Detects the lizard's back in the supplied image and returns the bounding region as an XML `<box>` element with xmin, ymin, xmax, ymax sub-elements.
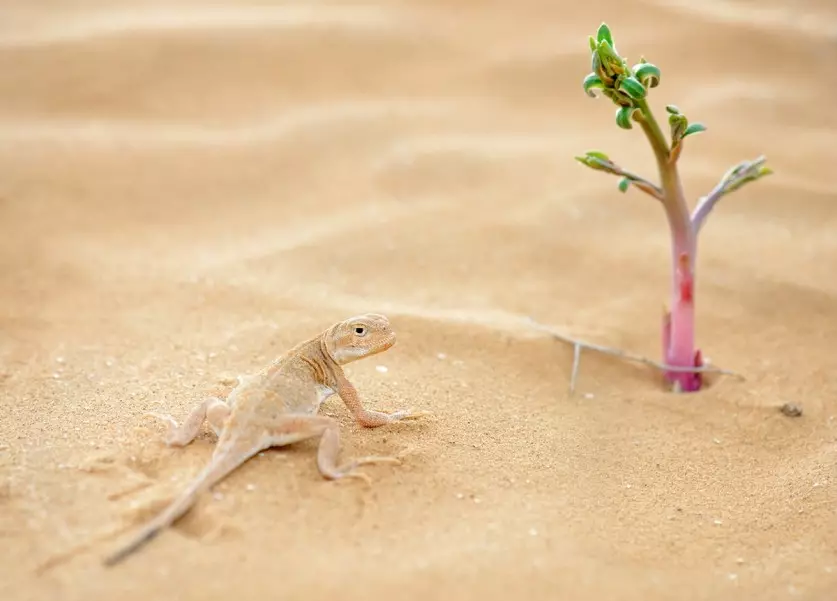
<box><xmin>230</xmin><ymin>340</ymin><xmax>335</xmax><ymax>421</ymax></box>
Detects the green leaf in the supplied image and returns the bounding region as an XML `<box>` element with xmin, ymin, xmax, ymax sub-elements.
<box><xmin>665</xmin><ymin>104</ymin><xmax>681</xmax><ymax>115</ymax></box>
<box><xmin>615</xmin><ymin>106</ymin><xmax>634</xmax><ymax>130</ymax></box>
<box><xmin>619</xmin><ymin>76</ymin><xmax>646</xmax><ymax>100</ymax></box>
<box><xmin>631</xmin><ymin>63</ymin><xmax>661</xmax><ymax>88</ymax></box>
<box><xmin>618</xmin><ymin>177</ymin><xmax>630</xmax><ymax>192</ymax></box>
<box><xmin>574</xmin><ymin>155</ymin><xmax>609</xmax><ymax>171</ymax></box>
<box><xmin>585</xmin><ymin>150</ymin><xmax>610</xmax><ymax>161</ymax></box>
<box><xmin>583</xmin><ymin>73</ymin><xmax>604</xmax><ymax>98</ymax></box>
<box><xmin>588</xmin><ymin>35</ymin><xmax>597</xmax><ymax>53</ymax></box>
<box><xmin>683</xmin><ymin>122</ymin><xmax>707</xmax><ymax>138</ymax></box>
<box><xmin>596</xmin><ymin>23</ymin><xmax>614</xmax><ymax>47</ymax></box>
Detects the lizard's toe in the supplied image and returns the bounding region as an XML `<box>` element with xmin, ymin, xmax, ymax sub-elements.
<box><xmin>389</xmin><ymin>409</ymin><xmax>434</xmax><ymax>421</ymax></box>
<box><xmin>335</xmin><ymin>471</ymin><xmax>373</xmax><ymax>486</ymax></box>
<box><xmin>353</xmin><ymin>455</ymin><xmax>402</xmax><ymax>467</ymax></box>
<box><xmin>144</xmin><ymin>411</ymin><xmax>178</xmax><ymax>428</ymax></box>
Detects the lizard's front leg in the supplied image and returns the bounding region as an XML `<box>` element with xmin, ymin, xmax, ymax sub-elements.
<box><xmin>335</xmin><ymin>377</ymin><xmax>431</xmax><ymax>428</ymax></box>
<box><xmin>146</xmin><ymin>396</ymin><xmax>231</xmax><ymax>447</ymax></box>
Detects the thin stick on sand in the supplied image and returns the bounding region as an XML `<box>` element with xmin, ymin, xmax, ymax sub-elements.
<box><xmin>526</xmin><ymin>318</ymin><xmax>743</xmax><ymax>394</ymax></box>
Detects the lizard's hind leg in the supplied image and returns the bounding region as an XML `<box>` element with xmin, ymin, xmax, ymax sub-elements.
<box><xmin>146</xmin><ymin>397</ymin><xmax>231</xmax><ymax>447</ymax></box>
<box><xmin>268</xmin><ymin>415</ymin><xmax>401</xmax><ymax>484</ymax></box>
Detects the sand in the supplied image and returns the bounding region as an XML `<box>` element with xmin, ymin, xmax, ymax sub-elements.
<box><xmin>1</xmin><ymin>1</ymin><xmax>836</xmax><ymax>599</ymax></box>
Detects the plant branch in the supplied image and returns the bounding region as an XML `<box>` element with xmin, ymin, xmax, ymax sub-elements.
<box><xmin>691</xmin><ymin>155</ymin><xmax>772</xmax><ymax>232</ymax></box>
<box><xmin>575</xmin><ymin>152</ymin><xmax>663</xmax><ymax>201</ymax></box>
<box><xmin>526</xmin><ymin>318</ymin><xmax>743</xmax><ymax>394</ymax></box>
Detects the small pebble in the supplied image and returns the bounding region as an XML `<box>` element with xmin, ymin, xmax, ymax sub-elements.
<box><xmin>780</xmin><ymin>403</ymin><xmax>803</xmax><ymax>418</ymax></box>
<box><xmin>714</xmin><ymin>519</ymin><xmax>723</xmax><ymax>525</ymax></box>
<box><xmin>56</xmin><ymin>357</ymin><xmax>65</xmax><ymax>364</ymax></box>
<box><xmin>437</xmin><ymin>353</ymin><xmax>447</xmax><ymax>360</ymax></box>
<box><xmin>52</xmin><ymin>373</ymin><xmax>60</xmax><ymax>379</ymax></box>
<box><xmin>728</xmin><ymin>573</ymin><xmax>738</xmax><ymax>581</ymax></box>
<box><xmin>375</xmin><ymin>365</ymin><xmax>388</xmax><ymax>373</ymax></box>
<box><xmin>529</xmin><ymin>528</ymin><xmax>538</xmax><ymax>536</ymax></box>
<box><xmin>455</xmin><ymin>493</ymin><xmax>464</xmax><ymax>499</ymax></box>
<box><xmin>246</xmin><ymin>484</ymin><xmax>256</xmax><ymax>491</ymax></box>
<box><xmin>473</xmin><ymin>497</ymin><xmax>481</xmax><ymax>504</ymax></box>
<box><xmin>583</xmin><ymin>393</ymin><xmax>595</xmax><ymax>399</ymax></box>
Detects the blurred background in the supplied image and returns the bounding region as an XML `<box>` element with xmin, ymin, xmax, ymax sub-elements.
<box><xmin>1</xmin><ymin>2</ymin><xmax>836</xmax><ymax>600</ymax></box>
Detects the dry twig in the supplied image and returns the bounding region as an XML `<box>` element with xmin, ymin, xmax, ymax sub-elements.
<box><xmin>526</xmin><ymin>318</ymin><xmax>743</xmax><ymax>394</ymax></box>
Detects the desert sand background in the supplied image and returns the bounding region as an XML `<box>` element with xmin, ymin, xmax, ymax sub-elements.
<box><xmin>1</xmin><ymin>1</ymin><xmax>836</xmax><ymax>600</ymax></box>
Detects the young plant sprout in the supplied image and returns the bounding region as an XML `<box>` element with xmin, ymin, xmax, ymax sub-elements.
<box><xmin>575</xmin><ymin>23</ymin><xmax>771</xmax><ymax>392</ymax></box>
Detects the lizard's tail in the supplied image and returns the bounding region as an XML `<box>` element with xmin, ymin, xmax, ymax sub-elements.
<box><xmin>102</xmin><ymin>440</ymin><xmax>262</xmax><ymax>567</ymax></box>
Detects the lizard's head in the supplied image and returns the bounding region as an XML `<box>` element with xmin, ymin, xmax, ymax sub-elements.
<box><xmin>326</xmin><ymin>313</ymin><xmax>396</xmax><ymax>365</ymax></box>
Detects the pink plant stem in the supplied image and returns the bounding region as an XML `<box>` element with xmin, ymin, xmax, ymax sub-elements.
<box><xmin>635</xmin><ymin>100</ymin><xmax>702</xmax><ymax>391</ymax></box>
<box><xmin>666</xmin><ymin>221</ymin><xmax>700</xmax><ymax>391</ymax></box>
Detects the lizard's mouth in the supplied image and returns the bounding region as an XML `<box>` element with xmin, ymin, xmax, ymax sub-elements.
<box><xmin>379</xmin><ymin>332</ymin><xmax>397</xmax><ymax>351</ymax></box>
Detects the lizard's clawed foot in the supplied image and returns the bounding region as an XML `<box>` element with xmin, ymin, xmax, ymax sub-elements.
<box><xmin>330</xmin><ymin>456</ymin><xmax>401</xmax><ymax>486</ymax></box>
<box><xmin>143</xmin><ymin>412</ymin><xmax>186</xmax><ymax>446</ymax></box>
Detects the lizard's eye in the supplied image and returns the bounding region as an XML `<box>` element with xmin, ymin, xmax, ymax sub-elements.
<box><xmin>354</xmin><ymin>325</ymin><xmax>367</xmax><ymax>336</ymax></box>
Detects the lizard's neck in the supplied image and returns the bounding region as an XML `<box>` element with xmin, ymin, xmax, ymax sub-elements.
<box><xmin>318</xmin><ymin>327</ymin><xmax>339</xmax><ymax>364</ymax></box>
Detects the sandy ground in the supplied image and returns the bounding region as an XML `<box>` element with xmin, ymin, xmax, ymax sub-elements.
<box><xmin>1</xmin><ymin>1</ymin><xmax>836</xmax><ymax>599</ymax></box>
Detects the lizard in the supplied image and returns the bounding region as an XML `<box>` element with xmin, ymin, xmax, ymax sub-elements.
<box><xmin>102</xmin><ymin>313</ymin><xmax>430</xmax><ymax>567</ymax></box>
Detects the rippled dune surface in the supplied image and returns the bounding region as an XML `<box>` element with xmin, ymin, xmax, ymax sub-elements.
<box><xmin>1</xmin><ymin>1</ymin><xmax>836</xmax><ymax>600</ymax></box>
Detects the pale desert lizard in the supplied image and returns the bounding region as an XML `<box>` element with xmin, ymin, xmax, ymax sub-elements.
<box><xmin>103</xmin><ymin>313</ymin><xmax>429</xmax><ymax>566</ymax></box>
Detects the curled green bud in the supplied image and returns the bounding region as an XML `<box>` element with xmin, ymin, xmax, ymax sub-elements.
<box><xmin>591</xmin><ymin>52</ymin><xmax>613</xmax><ymax>87</ymax></box>
<box><xmin>721</xmin><ymin>156</ymin><xmax>772</xmax><ymax>194</ymax></box>
<box><xmin>583</xmin><ymin>73</ymin><xmax>605</xmax><ymax>98</ymax></box>
<box><xmin>618</xmin><ymin>76</ymin><xmax>646</xmax><ymax>100</ymax></box>
<box><xmin>618</xmin><ymin>177</ymin><xmax>630</xmax><ymax>192</ymax></box>
<box><xmin>602</xmin><ymin>87</ymin><xmax>634</xmax><ymax>107</ymax></box>
<box><xmin>596</xmin><ymin>23</ymin><xmax>614</xmax><ymax>48</ymax></box>
<box><xmin>631</xmin><ymin>63</ymin><xmax>661</xmax><ymax>88</ymax></box>
<box><xmin>596</xmin><ymin>39</ymin><xmax>626</xmax><ymax>78</ymax></box>
<box><xmin>665</xmin><ymin>104</ymin><xmax>681</xmax><ymax>115</ymax></box>
<box><xmin>669</xmin><ymin>113</ymin><xmax>688</xmax><ymax>144</ymax></box>
<box><xmin>615</xmin><ymin>106</ymin><xmax>634</xmax><ymax>130</ymax></box>
<box><xmin>683</xmin><ymin>123</ymin><xmax>707</xmax><ymax>138</ymax></box>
